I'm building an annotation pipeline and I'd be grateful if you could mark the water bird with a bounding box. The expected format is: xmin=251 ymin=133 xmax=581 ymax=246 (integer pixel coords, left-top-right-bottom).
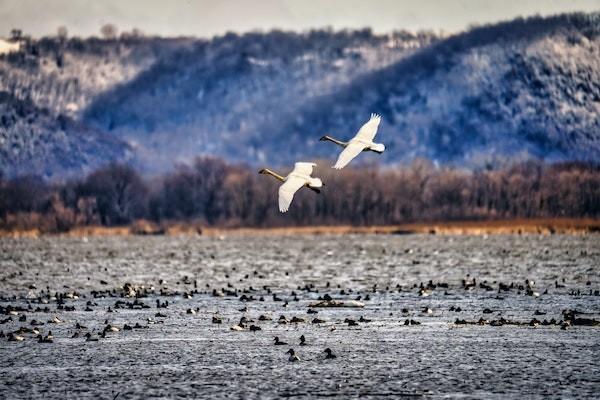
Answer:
xmin=7 ymin=333 xmax=25 ymax=341
xmin=299 ymin=335 xmax=307 ymax=346
xmin=274 ymin=336 xmax=287 ymax=345
xmin=324 ymin=348 xmax=337 ymax=359
xmin=258 ymin=162 xmax=324 ymax=212
xmin=38 ymin=331 xmax=53 ymax=343
xmin=320 ymin=113 xmax=385 ymax=169
xmin=156 ymin=299 xmax=168 ymax=308
xmin=104 ymin=324 xmax=119 ymax=333
xmin=85 ymin=332 xmax=99 ymax=342
xmin=286 ymin=348 xmax=300 ymax=362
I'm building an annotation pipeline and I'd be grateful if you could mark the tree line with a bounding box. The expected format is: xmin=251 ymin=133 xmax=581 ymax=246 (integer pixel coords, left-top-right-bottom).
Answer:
xmin=0 ymin=157 xmax=598 ymax=232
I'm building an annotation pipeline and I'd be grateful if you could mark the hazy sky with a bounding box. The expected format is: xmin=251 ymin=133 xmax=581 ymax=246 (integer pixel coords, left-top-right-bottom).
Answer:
xmin=1 ymin=0 xmax=598 ymax=38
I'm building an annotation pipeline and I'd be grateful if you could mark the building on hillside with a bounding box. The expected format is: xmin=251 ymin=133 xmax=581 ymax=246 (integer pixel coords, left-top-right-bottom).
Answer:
xmin=0 ymin=38 xmax=22 ymax=55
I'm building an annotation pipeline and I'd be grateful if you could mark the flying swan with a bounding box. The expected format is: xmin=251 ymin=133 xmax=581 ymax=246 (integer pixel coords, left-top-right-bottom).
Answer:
xmin=259 ymin=162 xmax=324 ymax=212
xmin=320 ymin=113 xmax=385 ymax=169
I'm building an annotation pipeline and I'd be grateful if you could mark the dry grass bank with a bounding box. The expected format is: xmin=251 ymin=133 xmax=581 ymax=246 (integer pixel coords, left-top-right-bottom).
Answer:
xmin=1 ymin=218 xmax=598 ymax=238
xmin=201 ymin=218 xmax=600 ymax=236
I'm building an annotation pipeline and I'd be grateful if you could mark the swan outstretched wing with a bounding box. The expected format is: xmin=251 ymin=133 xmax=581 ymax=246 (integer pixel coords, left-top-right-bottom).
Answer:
xmin=354 ymin=113 xmax=381 ymax=141
xmin=278 ymin=176 xmax=307 ymax=212
xmin=333 ymin=141 xmax=364 ymax=169
xmin=292 ymin=162 xmax=316 ymax=176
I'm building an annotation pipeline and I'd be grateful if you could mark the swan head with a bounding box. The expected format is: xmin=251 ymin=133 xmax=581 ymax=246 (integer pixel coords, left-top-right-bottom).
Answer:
xmin=309 ymin=177 xmax=323 ymax=188
xmin=371 ymin=143 xmax=385 ymax=153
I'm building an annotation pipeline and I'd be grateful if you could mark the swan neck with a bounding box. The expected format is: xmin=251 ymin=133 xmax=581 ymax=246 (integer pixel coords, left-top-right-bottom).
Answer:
xmin=263 ymin=168 xmax=285 ymax=182
xmin=323 ymin=136 xmax=347 ymax=147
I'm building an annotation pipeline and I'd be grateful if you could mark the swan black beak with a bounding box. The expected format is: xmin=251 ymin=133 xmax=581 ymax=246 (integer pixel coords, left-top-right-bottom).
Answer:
xmin=258 ymin=169 xmax=267 ymax=174
xmin=319 ymin=136 xmax=328 ymax=141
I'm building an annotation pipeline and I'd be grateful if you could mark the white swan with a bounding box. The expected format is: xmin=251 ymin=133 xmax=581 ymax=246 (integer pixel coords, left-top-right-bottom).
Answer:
xmin=320 ymin=113 xmax=385 ymax=169
xmin=259 ymin=162 xmax=324 ymax=212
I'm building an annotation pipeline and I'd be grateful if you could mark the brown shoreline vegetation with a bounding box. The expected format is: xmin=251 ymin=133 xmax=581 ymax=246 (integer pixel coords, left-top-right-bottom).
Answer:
xmin=1 ymin=157 xmax=599 ymax=237
xmin=1 ymin=218 xmax=598 ymax=238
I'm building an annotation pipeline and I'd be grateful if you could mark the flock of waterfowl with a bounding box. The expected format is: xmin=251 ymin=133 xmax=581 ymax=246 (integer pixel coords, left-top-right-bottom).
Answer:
xmin=2 ymin=273 xmax=598 ymax=362
xmin=259 ymin=113 xmax=385 ymax=212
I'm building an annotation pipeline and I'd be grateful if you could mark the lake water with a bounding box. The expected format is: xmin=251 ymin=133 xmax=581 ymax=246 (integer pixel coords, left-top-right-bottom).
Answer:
xmin=1 ymin=234 xmax=599 ymax=399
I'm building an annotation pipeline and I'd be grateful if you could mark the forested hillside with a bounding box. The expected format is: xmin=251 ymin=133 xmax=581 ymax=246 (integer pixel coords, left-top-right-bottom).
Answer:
xmin=269 ymin=13 xmax=600 ymax=166
xmin=1 ymin=13 xmax=598 ymax=177
xmin=0 ymin=91 xmax=129 ymax=177
xmin=83 ymin=29 xmax=434 ymax=171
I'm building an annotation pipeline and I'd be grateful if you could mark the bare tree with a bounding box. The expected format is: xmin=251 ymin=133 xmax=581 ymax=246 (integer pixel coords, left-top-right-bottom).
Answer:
xmin=100 ymin=23 xmax=118 ymax=39
xmin=1 ymin=159 xmax=599 ymax=230
xmin=80 ymin=164 xmax=148 ymax=225
xmin=121 ymin=28 xmax=144 ymax=39
xmin=9 ymin=29 xmax=22 ymax=41
xmin=57 ymin=26 xmax=68 ymax=40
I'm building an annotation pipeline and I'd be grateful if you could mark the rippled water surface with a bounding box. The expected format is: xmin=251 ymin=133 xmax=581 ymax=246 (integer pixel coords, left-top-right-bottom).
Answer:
xmin=1 ymin=234 xmax=599 ymax=399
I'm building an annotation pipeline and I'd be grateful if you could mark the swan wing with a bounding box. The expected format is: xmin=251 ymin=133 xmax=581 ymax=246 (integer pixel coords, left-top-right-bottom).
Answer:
xmin=333 ymin=141 xmax=365 ymax=169
xmin=278 ymin=176 xmax=307 ymax=212
xmin=292 ymin=162 xmax=316 ymax=176
xmin=354 ymin=113 xmax=381 ymax=141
